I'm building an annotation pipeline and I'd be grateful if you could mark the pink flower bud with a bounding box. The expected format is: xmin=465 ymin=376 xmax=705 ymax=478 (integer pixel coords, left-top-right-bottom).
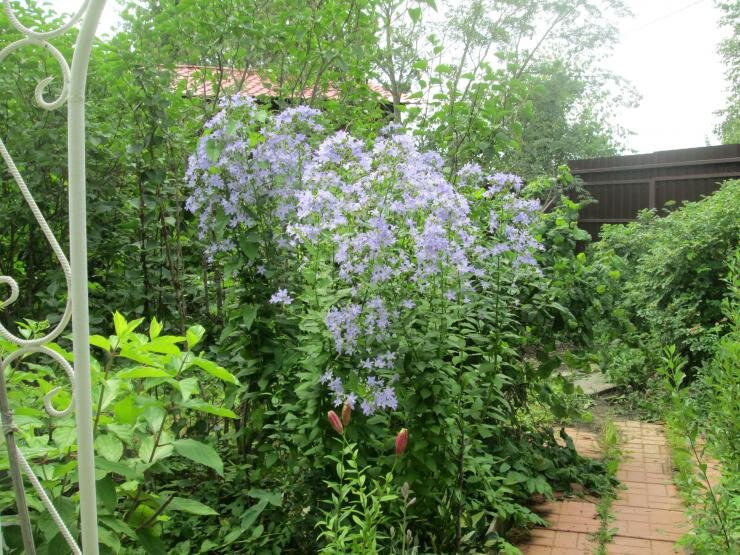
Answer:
xmin=327 ymin=410 xmax=344 ymax=435
xmin=395 ymin=428 xmax=409 ymax=455
xmin=341 ymin=402 xmax=352 ymax=427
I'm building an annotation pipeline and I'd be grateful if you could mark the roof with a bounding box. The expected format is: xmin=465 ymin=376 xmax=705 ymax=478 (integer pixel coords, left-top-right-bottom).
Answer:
xmin=173 ymin=65 xmax=398 ymax=102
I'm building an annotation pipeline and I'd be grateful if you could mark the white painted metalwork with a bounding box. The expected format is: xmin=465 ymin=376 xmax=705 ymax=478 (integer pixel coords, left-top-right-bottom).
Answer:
xmin=0 ymin=1 xmax=106 ymax=553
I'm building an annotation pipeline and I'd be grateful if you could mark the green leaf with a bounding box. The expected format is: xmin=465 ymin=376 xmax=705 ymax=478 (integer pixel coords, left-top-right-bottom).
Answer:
xmin=95 ymin=433 xmax=124 ymax=462
xmin=167 ymin=497 xmax=218 ymax=515
xmin=247 ymin=488 xmax=282 ymax=507
xmin=182 ymin=400 xmax=239 ymax=419
xmin=240 ymin=498 xmax=268 ymax=529
xmin=186 ymin=325 xmax=206 ymax=349
xmin=138 ymin=435 xmax=174 ymax=463
xmin=242 ymin=304 xmax=258 ymax=330
xmin=99 ymin=516 xmax=136 ymax=539
xmin=96 ymin=476 xmax=118 ymax=513
xmin=149 ymin=317 xmax=162 ymax=340
xmin=173 ymin=439 xmax=224 ymax=475
xmin=52 ymin=426 xmax=76 ymax=450
xmin=136 ymin=529 xmax=166 ymax=555
xmin=408 ymin=7 xmax=421 ymax=23
xmin=90 ymin=335 xmax=111 ymax=351
xmin=140 ymin=337 xmax=183 ymax=355
xmin=113 ymin=311 xmax=127 ymax=337
xmin=205 ymin=139 xmax=222 ymax=163
xmin=192 ymin=357 xmax=239 ymax=385
xmin=95 ymin=457 xmax=142 ymax=481
xmin=116 ymin=366 xmax=172 ymax=379
xmin=177 ymin=377 xmax=199 ymax=402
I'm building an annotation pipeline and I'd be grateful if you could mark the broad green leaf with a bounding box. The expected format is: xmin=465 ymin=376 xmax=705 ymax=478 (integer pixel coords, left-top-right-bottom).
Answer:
xmin=167 ymin=497 xmax=218 ymax=516
xmin=90 ymin=335 xmax=111 ymax=351
xmin=173 ymin=439 xmax=223 ymax=475
xmin=95 ymin=433 xmax=124 ymax=462
xmin=186 ymin=325 xmax=206 ymax=349
xmin=183 ymin=400 xmax=239 ymax=419
xmin=140 ymin=337 xmax=182 ymax=355
xmin=248 ymin=489 xmax=282 ymax=507
xmin=192 ymin=357 xmax=238 ymax=385
xmin=138 ymin=434 xmax=174 ymax=463
xmin=106 ymin=424 xmax=134 ymax=443
xmin=95 ymin=457 xmax=142 ymax=481
xmin=177 ymin=377 xmax=199 ymax=402
xmin=113 ymin=311 xmax=128 ymax=337
xmin=96 ymin=476 xmax=118 ymax=513
xmin=136 ymin=529 xmax=166 ymax=555
xmin=97 ymin=527 xmax=121 ymax=552
xmin=240 ymin=498 xmax=268 ymax=529
xmin=99 ymin=516 xmax=136 ymax=539
xmin=52 ymin=426 xmax=76 ymax=450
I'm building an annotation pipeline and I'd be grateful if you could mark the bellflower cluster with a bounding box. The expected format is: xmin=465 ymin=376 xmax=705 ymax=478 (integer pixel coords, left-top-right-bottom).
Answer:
xmin=185 ymin=95 xmax=323 ymax=260
xmin=319 ymin=370 xmax=398 ymax=415
xmin=186 ymin=98 xmax=546 ymax=417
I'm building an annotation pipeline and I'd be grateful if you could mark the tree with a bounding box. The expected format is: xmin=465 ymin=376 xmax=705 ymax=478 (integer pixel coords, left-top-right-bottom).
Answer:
xmin=503 ymin=60 xmax=637 ymax=178
xmin=404 ymin=0 xmax=632 ymax=175
xmin=717 ymin=0 xmax=740 ymax=142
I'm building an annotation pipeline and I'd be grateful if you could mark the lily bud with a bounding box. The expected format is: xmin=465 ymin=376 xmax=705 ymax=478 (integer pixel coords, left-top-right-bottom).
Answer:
xmin=327 ymin=410 xmax=344 ymax=435
xmin=395 ymin=428 xmax=409 ymax=455
xmin=341 ymin=402 xmax=352 ymax=427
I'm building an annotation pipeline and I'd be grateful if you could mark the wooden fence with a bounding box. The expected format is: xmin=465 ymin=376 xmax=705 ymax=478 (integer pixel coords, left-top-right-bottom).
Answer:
xmin=568 ymin=144 xmax=740 ymax=240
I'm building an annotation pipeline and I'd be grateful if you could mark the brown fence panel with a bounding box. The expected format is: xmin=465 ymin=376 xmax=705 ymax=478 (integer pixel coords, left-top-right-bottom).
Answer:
xmin=569 ymin=144 xmax=740 ymax=240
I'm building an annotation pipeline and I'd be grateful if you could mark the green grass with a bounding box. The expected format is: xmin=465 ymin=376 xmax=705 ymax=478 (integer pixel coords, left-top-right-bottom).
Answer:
xmin=591 ymin=419 xmax=624 ymax=555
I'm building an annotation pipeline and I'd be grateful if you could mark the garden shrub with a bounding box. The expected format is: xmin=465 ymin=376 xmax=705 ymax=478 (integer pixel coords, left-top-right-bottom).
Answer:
xmin=590 ymin=180 xmax=740 ymax=388
xmin=0 ymin=314 xmax=237 ymax=554
xmin=657 ymin=252 xmax=739 ymax=553
xmin=177 ymin=97 xmax=609 ymax=552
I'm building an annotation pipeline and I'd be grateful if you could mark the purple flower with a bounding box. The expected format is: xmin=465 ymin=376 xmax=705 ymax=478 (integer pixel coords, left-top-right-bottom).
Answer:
xmin=269 ymin=289 xmax=293 ymax=305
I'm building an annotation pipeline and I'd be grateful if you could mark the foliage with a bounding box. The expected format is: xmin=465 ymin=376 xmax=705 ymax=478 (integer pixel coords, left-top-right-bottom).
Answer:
xmin=0 ymin=0 xmax=642 ymax=551
xmin=396 ymin=0 xmax=632 ymax=176
xmin=502 ymin=60 xmax=636 ymax=179
xmin=663 ymin=250 xmax=739 ymax=553
xmin=660 ymin=340 xmax=738 ymax=554
xmin=0 ymin=313 xmax=237 ymax=554
xmin=316 ymin=416 xmax=401 ymax=554
xmin=592 ymin=420 xmax=623 ymax=555
xmin=716 ymin=0 xmax=740 ymax=142
xmin=589 ymin=180 xmax=740 ymax=387
xmin=176 ymin=100 xmax=611 ymax=552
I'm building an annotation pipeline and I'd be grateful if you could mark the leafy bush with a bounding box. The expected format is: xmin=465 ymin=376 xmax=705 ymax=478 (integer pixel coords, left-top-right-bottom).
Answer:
xmin=179 ymin=99 xmax=607 ymax=552
xmin=0 ymin=314 xmax=237 ymax=554
xmin=669 ymin=250 xmax=739 ymax=553
xmin=590 ymin=180 xmax=740 ymax=387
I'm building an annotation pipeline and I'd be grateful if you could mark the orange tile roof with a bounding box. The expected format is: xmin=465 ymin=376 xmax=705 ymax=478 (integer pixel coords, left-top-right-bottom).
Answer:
xmin=174 ymin=65 xmax=398 ymax=102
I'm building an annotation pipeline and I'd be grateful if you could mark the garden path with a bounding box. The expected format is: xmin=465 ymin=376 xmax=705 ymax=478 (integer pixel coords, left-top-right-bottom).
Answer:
xmin=518 ymin=422 xmax=690 ymax=555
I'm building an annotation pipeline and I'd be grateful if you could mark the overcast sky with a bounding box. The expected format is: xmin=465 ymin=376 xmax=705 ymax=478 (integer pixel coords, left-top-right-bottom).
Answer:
xmin=40 ymin=0 xmax=735 ymax=154
xmin=607 ymin=0 xmax=729 ymax=153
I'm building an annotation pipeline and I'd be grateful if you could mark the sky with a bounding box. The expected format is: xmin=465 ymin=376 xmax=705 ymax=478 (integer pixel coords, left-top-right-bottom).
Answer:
xmin=37 ymin=0 xmax=736 ymax=154
xmin=606 ymin=0 xmax=730 ymax=153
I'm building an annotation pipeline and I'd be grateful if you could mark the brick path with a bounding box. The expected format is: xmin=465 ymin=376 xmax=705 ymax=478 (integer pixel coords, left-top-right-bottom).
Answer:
xmin=518 ymin=422 xmax=689 ymax=555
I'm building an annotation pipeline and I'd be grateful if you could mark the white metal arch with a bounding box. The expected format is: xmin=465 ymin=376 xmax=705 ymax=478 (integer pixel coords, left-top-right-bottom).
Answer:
xmin=0 ymin=1 xmax=106 ymax=553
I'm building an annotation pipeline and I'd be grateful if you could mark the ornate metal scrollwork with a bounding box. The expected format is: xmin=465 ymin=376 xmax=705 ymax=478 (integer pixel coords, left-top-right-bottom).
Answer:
xmin=0 ymin=1 xmax=106 ymax=553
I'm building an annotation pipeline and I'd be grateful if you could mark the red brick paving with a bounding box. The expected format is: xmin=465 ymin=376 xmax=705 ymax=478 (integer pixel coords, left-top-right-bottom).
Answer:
xmin=518 ymin=422 xmax=690 ymax=554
